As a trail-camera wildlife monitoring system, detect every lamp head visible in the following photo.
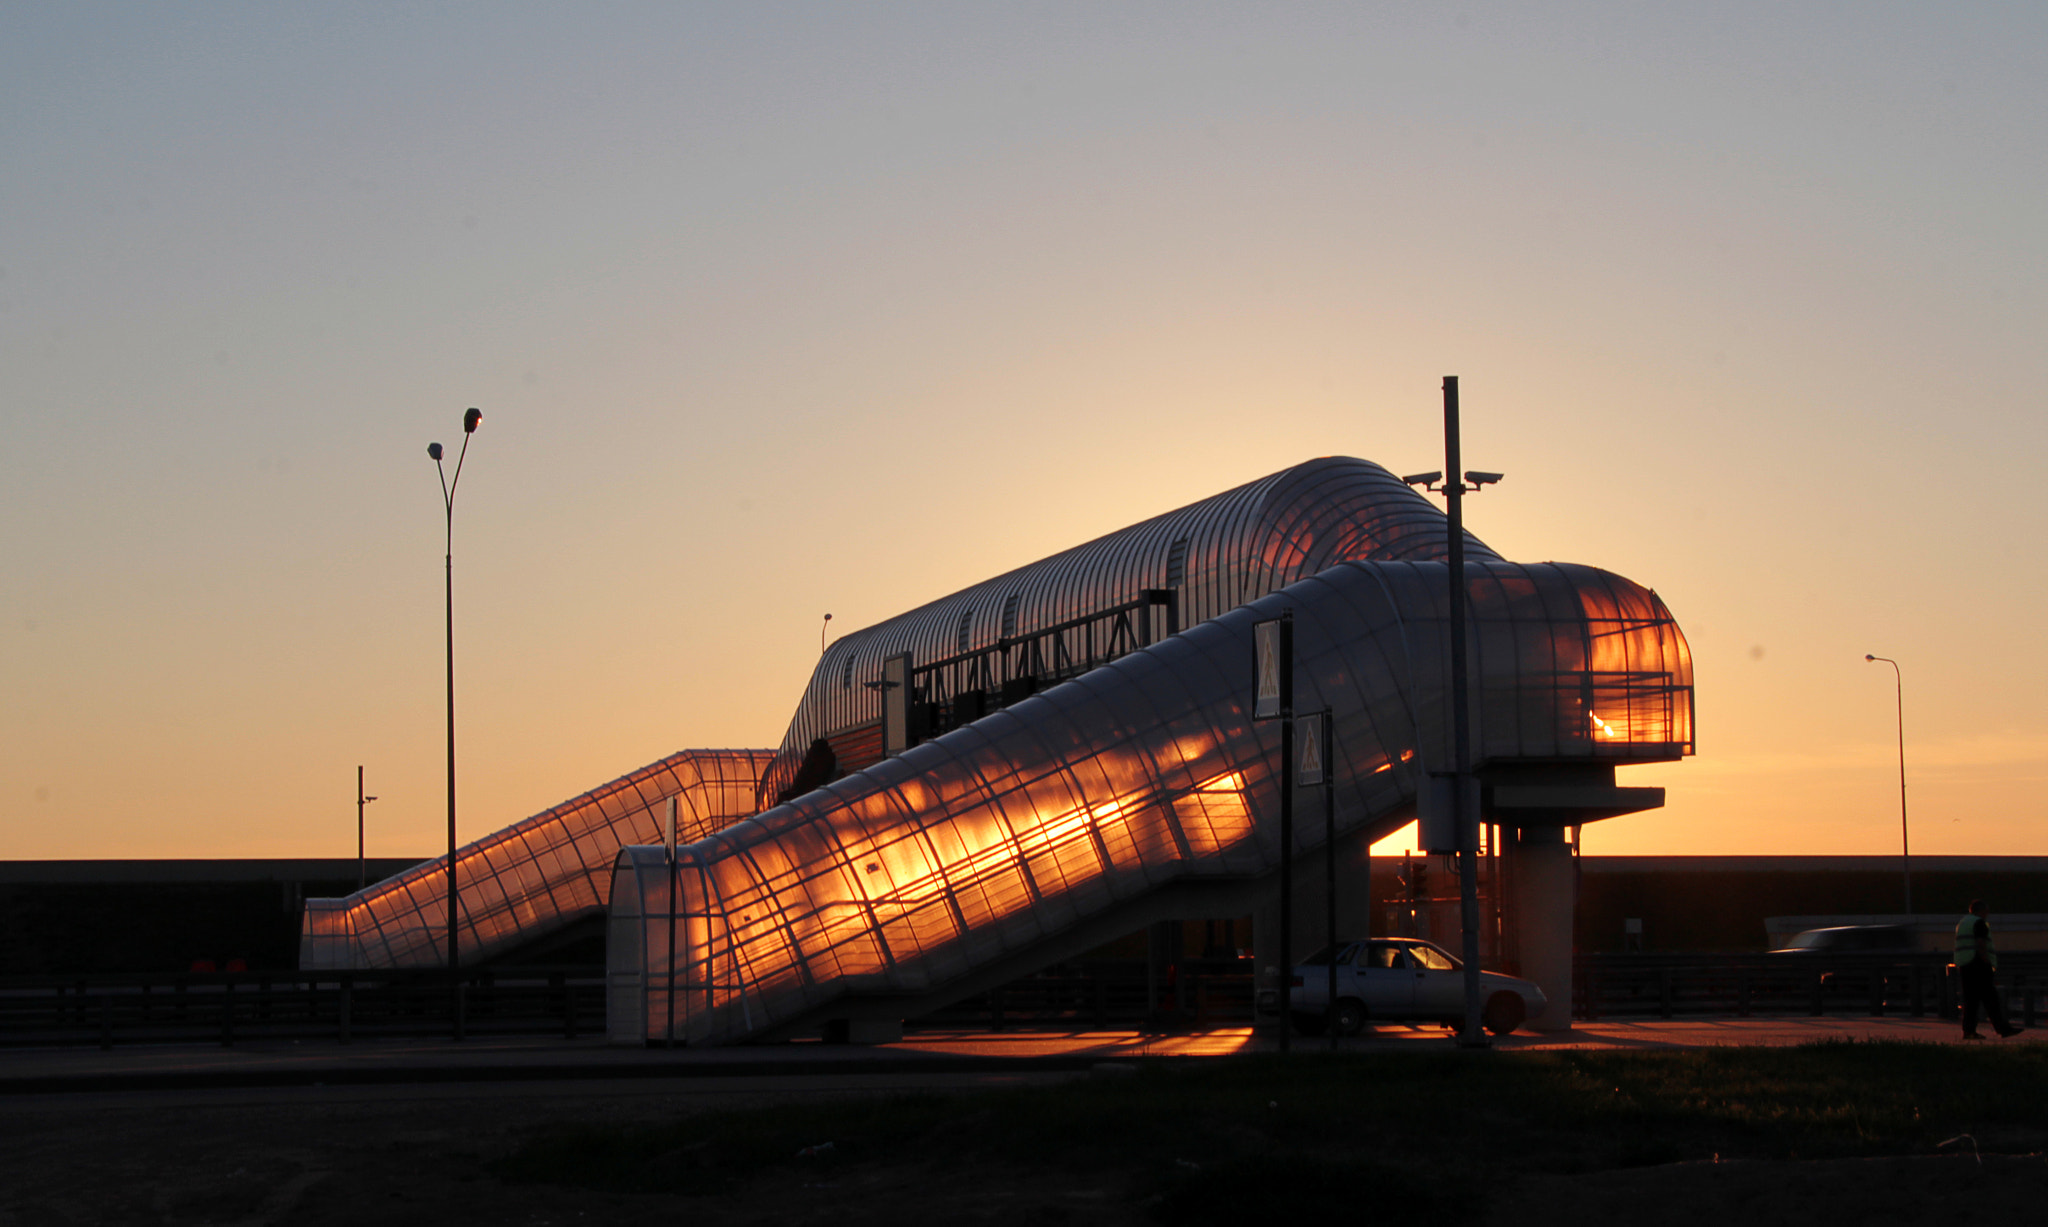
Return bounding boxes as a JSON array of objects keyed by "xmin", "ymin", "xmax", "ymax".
[
  {"xmin": 823, "ymin": 613, "xmax": 833, "ymax": 622},
  {"xmin": 463, "ymin": 407, "xmax": 482, "ymax": 434},
  {"xmin": 428, "ymin": 442, "xmax": 444, "ymax": 461},
  {"xmin": 1865, "ymin": 654, "xmax": 1877, "ymax": 662}
]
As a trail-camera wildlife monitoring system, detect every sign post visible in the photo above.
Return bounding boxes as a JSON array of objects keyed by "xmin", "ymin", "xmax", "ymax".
[
  {"xmin": 666, "ymin": 795, "xmax": 679, "ymax": 1047},
  {"xmin": 1253, "ymin": 612, "xmax": 1293, "ymax": 1052},
  {"xmin": 1297, "ymin": 710, "xmax": 1337, "ymax": 1049}
]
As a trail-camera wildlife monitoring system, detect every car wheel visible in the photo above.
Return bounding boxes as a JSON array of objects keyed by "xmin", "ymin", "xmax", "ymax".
[
  {"xmin": 1291, "ymin": 1011, "xmax": 1328, "ymax": 1037},
  {"xmin": 1482, "ymin": 991, "xmax": 1525, "ymax": 1036},
  {"xmin": 1333, "ymin": 998, "xmax": 1367, "ymax": 1036}
]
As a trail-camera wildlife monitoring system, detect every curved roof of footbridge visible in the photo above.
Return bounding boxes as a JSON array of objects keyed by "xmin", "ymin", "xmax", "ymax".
[{"xmin": 763, "ymin": 457, "xmax": 1501, "ymax": 801}]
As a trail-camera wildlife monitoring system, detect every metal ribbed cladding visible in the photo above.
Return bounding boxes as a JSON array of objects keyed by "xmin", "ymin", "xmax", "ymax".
[{"xmin": 759, "ymin": 457, "xmax": 1477, "ymax": 806}]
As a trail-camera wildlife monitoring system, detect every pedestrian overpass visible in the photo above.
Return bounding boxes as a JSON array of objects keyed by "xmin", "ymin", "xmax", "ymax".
[{"xmin": 300, "ymin": 457, "xmax": 1692, "ymax": 1044}]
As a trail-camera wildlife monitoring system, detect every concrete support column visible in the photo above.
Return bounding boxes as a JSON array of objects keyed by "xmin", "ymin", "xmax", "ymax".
[{"xmin": 1504, "ymin": 825, "xmax": 1575, "ymax": 1032}]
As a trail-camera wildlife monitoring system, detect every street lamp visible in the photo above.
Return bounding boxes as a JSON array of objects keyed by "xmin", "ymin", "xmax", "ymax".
[
  {"xmin": 1865, "ymin": 654, "xmax": 1911, "ymax": 913},
  {"xmin": 1405, "ymin": 376, "xmax": 1502, "ymax": 1049},
  {"xmin": 356, "ymin": 765, "xmax": 378, "ymax": 891},
  {"xmin": 430, "ymin": 406, "xmax": 481, "ymax": 1038},
  {"xmin": 821, "ymin": 612, "xmax": 833, "ymax": 654}
]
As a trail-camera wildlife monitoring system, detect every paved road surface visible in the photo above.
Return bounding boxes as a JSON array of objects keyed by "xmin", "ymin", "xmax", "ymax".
[{"xmin": 0, "ymin": 1014, "xmax": 2028, "ymax": 1099}]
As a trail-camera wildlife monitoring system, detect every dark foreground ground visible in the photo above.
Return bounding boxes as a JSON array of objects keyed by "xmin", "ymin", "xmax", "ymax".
[{"xmin": 4, "ymin": 1041, "xmax": 2046, "ymax": 1225}]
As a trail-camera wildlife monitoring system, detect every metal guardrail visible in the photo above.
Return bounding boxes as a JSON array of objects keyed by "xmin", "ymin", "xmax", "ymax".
[
  {"xmin": 23, "ymin": 953, "xmax": 2043, "ymax": 1049},
  {"xmin": 0, "ymin": 963, "xmax": 1253, "ymax": 1048},
  {"xmin": 1576, "ymin": 951, "xmax": 2048, "ymax": 1025},
  {"xmin": 913, "ymin": 965, "xmax": 1256, "ymax": 1033},
  {"xmin": 0, "ymin": 968, "xmax": 604, "ymax": 1050}
]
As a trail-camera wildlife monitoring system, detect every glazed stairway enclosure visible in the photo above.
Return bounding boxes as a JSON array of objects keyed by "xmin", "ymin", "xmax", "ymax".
[
  {"xmin": 301, "ymin": 749, "xmax": 773, "ymax": 971},
  {"xmin": 607, "ymin": 558, "xmax": 1690, "ymax": 1045}
]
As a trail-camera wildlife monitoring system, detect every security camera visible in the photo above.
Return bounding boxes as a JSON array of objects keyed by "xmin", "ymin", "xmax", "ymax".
[
  {"xmin": 1401, "ymin": 471, "xmax": 1442, "ymax": 488},
  {"xmin": 1464, "ymin": 471, "xmax": 1504, "ymax": 486}
]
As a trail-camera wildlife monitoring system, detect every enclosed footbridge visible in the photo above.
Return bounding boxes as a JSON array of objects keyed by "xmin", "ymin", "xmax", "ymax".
[
  {"xmin": 299, "ymin": 459, "xmax": 1690, "ymax": 1037},
  {"xmin": 603, "ymin": 458, "xmax": 1692, "ymax": 1044},
  {"xmin": 303, "ymin": 456, "xmax": 1496, "ymax": 973},
  {"xmin": 300, "ymin": 749, "xmax": 772, "ymax": 970}
]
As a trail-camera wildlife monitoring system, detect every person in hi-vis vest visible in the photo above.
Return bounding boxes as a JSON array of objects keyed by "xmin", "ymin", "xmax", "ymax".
[{"xmin": 1955, "ymin": 900, "xmax": 2021, "ymax": 1039}]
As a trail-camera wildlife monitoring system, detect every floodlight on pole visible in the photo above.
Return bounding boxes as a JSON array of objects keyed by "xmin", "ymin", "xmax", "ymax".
[
  {"xmin": 1865, "ymin": 654, "xmax": 1911, "ymax": 913},
  {"xmin": 1409, "ymin": 377, "xmax": 1503, "ymax": 1049},
  {"xmin": 430, "ymin": 407, "xmax": 481, "ymax": 1039}
]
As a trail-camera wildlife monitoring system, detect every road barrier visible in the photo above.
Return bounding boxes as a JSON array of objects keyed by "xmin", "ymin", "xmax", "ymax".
[
  {"xmin": 0, "ymin": 968, "xmax": 603, "ymax": 1049},
  {"xmin": 1575, "ymin": 951, "xmax": 2048, "ymax": 1024},
  {"xmin": 914, "ymin": 961, "xmax": 1258, "ymax": 1033},
  {"xmin": 11, "ymin": 952, "xmax": 2043, "ymax": 1048}
]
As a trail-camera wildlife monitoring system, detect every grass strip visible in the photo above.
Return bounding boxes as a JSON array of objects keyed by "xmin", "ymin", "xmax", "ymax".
[{"xmin": 492, "ymin": 1041, "xmax": 2048, "ymax": 1222}]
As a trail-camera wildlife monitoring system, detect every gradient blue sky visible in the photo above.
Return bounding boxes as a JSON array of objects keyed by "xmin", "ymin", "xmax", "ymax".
[{"xmin": 5, "ymin": 3, "xmax": 2045, "ymax": 860}]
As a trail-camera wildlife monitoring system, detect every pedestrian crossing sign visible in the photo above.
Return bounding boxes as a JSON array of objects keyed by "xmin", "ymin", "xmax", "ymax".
[
  {"xmin": 1254, "ymin": 619, "xmax": 1284, "ymax": 719},
  {"xmin": 1297, "ymin": 712, "xmax": 1327, "ymax": 785}
]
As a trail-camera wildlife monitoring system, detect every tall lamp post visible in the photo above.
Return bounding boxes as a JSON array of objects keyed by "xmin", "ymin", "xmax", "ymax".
[
  {"xmin": 1403, "ymin": 375, "xmax": 1502, "ymax": 1049},
  {"xmin": 1865, "ymin": 654, "xmax": 1911, "ymax": 913},
  {"xmin": 355, "ymin": 766, "xmax": 378, "ymax": 891},
  {"xmin": 430, "ymin": 407, "xmax": 482, "ymax": 1039}
]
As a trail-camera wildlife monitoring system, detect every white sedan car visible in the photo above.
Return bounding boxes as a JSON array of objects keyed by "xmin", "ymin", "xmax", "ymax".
[{"xmin": 1271, "ymin": 937, "xmax": 1548, "ymax": 1037}]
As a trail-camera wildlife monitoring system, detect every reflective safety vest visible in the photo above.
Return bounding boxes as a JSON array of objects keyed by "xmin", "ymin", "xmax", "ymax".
[{"xmin": 1955, "ymin": 915, "xmax": 1997, "ymax": 969}]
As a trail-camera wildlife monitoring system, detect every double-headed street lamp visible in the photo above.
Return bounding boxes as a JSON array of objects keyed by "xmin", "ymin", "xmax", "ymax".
[
  {"xmin": 1403, "ymin": 375, "xmax": 1502, "ymax": 1050},
  {"xmin": 430, "ymin": 407, "xmax": 481, "ymax": 1037},
  {"xmin": 1865, "ymin": 654, "xmax": 1911, "ymax": 913}
]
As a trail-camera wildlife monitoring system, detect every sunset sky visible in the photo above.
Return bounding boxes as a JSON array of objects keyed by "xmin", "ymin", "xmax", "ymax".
[{"xmin": 5, "ymin": 3, "xmax": 2045, "ymax": 863}]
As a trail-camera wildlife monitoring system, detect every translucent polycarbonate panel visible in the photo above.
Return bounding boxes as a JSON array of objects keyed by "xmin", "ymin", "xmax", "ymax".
[
  {"xmin": 297, "ymin": 749, "xmax": 774, "ymax": 970},
  {"xmin": 616, "ymin": 559, "xmax": 1690, "ymax": 1045},
  {"xmin": 757, "ymin": 457, "xmax": 1503, "ymax": 807},
  {"xmin": 1311, "ymin": 562, "xmax": 1696, "ymax": 767},
  {"xmin": 299, "ymin": 898, "xmax": 354, "ymax": 971}
]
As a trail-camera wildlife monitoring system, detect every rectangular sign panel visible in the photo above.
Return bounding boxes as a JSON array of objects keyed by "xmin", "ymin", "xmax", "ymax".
[
  {"xmin": 1254, "ymin": 619, "xmax": 1284, "ymax": 720},
  {"xmin": 1417, "ymin": 773, "xmax": 1481, "ymax": 853},
  {"xmin": 1296, "ymin": 712, "xmax": 1327, "ymax": 786},
  {"xmin": 880, "ymin": 653, "xmax": 912, "ymax": 757}
]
